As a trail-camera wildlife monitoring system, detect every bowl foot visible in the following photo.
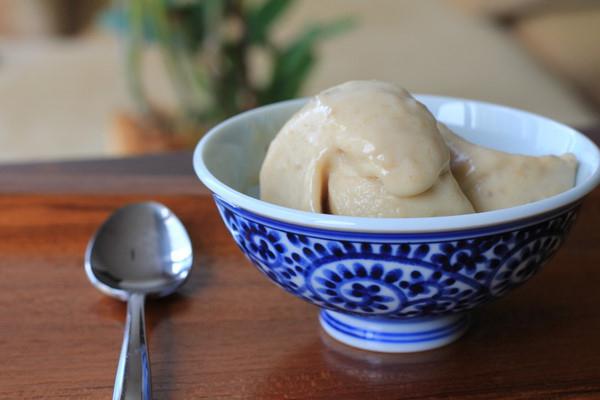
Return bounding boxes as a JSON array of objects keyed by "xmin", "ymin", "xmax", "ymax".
[{"xmin": 319, "ymin": 310, "xmax": 470, "ymax": 353}]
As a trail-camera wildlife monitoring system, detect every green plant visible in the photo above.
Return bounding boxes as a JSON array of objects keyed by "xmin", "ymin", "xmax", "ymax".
[{"xmin": 123, "ymin": 0, "xmax": 354, "ymax": 135}]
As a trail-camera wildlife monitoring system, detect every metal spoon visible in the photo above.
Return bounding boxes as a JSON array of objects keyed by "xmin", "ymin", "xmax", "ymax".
[{"xmin": 85, "ymin": 202, "xmax": 193, "ymax": 400}]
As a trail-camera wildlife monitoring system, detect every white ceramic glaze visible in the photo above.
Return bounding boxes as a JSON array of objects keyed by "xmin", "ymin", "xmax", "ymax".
[
  {"xmin": 194, "ymin": 97, "xmax": 600, "ymax": 233},
  {"xmin": 193, "ymin": 95, "xmax": 600, "ymax": 353},
  {"xmin": 320, "ymin": 311, "xmax": 469, "ymax": 353}
]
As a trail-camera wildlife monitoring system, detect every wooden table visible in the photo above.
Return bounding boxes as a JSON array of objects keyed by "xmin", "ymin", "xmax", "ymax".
[{"xmin": 1, "ymin": 128, "xmax": 600, "ymax": 399}]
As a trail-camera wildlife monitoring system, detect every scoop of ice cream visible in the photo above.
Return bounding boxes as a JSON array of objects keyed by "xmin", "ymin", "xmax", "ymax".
[
  {"xmin": 438, "ymin": 123, "xmax": 577, "ymax": 212},
  {"xmin": 327, "ymin": 155, "xmax": 476, "ymax": 217},
  {"xmin": 259, "ymin": 80, "xmax": 474, "ymax": 217}
]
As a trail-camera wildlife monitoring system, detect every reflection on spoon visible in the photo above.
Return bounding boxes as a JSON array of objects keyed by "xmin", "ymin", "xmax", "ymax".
[{"xmin": 85, "ymin": 202, "xmax": 193, "ymax": 400}]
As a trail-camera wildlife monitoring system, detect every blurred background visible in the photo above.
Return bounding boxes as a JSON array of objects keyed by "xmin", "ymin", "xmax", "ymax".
[{"xmin": 0, "ymin": 0, "xmax": 599, "ymax": 163}]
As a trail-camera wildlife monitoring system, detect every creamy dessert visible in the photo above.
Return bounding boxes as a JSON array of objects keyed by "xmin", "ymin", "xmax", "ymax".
[
  {"xmin": 260, "ymin": 80, "xmax": 473, "ymax": 217},
  {"xmin": 438, "ymin": 123, "xmax": 577, "ymax": 212},
  {"xmin": 259, "ymin": 80, "xmax": 577, "ymax": 217}
]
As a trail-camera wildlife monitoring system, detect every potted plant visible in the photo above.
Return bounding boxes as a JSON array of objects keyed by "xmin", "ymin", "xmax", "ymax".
[{"xmin": 109, "ymin": 0, "xmax": 354, "ymax": 154}]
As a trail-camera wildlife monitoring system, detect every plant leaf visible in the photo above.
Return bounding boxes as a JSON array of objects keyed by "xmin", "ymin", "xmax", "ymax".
[
  {"xmin": 248, "ymin": 0, "xmax": 295, "ymax": 44},
  {"xmin": 302, "ymin": 16, "xmax": 357, "ymax": 42},
  {"xmin": 281, "ymin": 51, "xmax": 315, "ymax": 100},
  {"xmin": 261, "ymin": 16, "xmax": 356, "ymax": 102}
]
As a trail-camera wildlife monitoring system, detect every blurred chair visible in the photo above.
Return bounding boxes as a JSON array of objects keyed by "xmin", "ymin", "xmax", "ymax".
[{"xmin": 450, "ymin": 0, "xmax": 600, "ymax": 113}]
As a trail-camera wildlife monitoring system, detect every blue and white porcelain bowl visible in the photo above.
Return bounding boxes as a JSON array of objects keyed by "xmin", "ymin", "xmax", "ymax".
[{"xmin": 193, "ymin": 96, "xmax": 600, "ymax": 352}]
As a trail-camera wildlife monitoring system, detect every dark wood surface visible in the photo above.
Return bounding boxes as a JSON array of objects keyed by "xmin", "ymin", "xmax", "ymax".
[
  {"xmin": 0, "ymin": 151, "xmax": 203, "ymax": 194},
  {"xmin": 1, "ymin": 126, "xmax": 600, "ymax": 399}
]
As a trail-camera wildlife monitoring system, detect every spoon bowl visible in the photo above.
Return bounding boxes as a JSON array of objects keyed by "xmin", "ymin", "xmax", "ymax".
[
  {"xmin": 85, "ymin": 202, "xmax": 193, "ymax": 399},
  {"xmin": 85, "ymin": 202, "xmax": 193, "ymax": 300}
]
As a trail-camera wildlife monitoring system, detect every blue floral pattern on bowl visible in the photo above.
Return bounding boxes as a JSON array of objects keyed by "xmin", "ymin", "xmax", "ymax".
[
  {"xmin": 215, "ymin": 196, "xmax": 578, "ymax": 319},
  {"xmin": 194, "ymin": 95, "xmax": 600, "ymax": 352}
]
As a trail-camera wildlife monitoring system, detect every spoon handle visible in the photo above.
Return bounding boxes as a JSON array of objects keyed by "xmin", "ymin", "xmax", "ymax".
[{"xmin": 114, "ymin": 293, "xmax": 152, "ymax": 400}]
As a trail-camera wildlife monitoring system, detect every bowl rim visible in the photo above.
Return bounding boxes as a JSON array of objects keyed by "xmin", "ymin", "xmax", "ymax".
[{"xmin": 193, "ymin": 96, "xmax": 600, "ymax": 233}]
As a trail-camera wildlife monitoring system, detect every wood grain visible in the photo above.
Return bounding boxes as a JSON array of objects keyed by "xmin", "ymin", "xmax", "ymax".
[
  {"xmin": 1, "ymin": 190, "xmax": 600, "ymax": 399},
  {"xmin": 0, "ymin": 151, "xmax": 204, "ymax": 195},
  {"xmin": 0, "ymin": 125, "xmax": 599, "ymax": 399},
  {"xmin": 0, "ymin": 125, "xmax": 598, "ymax": 195}
]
